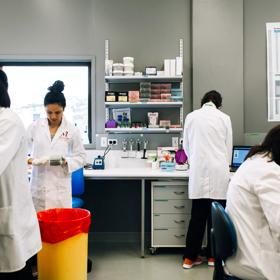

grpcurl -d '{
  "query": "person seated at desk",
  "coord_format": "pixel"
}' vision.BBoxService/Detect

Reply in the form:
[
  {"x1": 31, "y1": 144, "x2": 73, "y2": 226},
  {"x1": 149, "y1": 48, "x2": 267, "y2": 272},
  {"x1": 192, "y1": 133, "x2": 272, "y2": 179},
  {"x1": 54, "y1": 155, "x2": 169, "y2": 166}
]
[{"x1": 225, "y1": 124, "x2": 280, "y2": 280}]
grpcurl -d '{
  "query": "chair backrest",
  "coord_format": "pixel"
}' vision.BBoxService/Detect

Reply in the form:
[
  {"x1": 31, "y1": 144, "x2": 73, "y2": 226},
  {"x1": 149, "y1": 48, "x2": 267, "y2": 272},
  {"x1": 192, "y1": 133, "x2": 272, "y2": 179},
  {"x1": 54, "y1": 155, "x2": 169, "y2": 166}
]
[
  {"x1": 211, "y1": 202, "x2": 238, "y2": 280},
  {"x1": 71, "y1": 168, "x2": 85, "y2": 196},
  {"x1": 211, "y1": 201, "x2": 237, "y2": 260}
]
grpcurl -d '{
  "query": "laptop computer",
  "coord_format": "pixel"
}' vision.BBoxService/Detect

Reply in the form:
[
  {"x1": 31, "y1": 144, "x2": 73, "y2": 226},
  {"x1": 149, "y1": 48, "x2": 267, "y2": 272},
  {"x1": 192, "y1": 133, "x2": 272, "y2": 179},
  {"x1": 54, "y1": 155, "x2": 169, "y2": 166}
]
[{"x1": 230, "y1": 146, "x2": 251, "y2": 172}]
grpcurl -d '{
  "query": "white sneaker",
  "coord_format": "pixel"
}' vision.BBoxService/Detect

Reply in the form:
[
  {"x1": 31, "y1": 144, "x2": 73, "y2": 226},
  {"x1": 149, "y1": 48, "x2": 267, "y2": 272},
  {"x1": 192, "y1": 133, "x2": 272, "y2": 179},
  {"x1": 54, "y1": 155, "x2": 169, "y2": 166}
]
[{"x1": 207, "y1": 258, "x2": 215, "y2": 267}]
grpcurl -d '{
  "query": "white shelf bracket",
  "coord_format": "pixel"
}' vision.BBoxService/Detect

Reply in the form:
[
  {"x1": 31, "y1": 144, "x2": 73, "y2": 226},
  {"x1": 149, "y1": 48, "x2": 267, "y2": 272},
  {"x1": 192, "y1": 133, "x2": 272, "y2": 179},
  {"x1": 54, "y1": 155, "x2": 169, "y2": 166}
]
[
  {"x1": 179, "y1": 39, "x2": 183, "y2": 59},
  {"x1": 105, "y1": 39, "x2": 109, "y2": 61},
  {"x1": 105, "y1": 107, "x2": 109, "y2": 122},
  {"x1": 180, "y1": 106, "x2": 183, "y2": 127}
]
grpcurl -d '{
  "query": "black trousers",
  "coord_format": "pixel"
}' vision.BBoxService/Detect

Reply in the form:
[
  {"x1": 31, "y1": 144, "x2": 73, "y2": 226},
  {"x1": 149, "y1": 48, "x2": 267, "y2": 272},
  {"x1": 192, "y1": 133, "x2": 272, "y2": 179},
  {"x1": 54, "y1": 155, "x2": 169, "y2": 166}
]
[
  {"x1": 0, "y1": 257, "x2": 34, "y2": 280},
  {"x1": 183, "y1": 198, "x2": 226, "y2": 260}
]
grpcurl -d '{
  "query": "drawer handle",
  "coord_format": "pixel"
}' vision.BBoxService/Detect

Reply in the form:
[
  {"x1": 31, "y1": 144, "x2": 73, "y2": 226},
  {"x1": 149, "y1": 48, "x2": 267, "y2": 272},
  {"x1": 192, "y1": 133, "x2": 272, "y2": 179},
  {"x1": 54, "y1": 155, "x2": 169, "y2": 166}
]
[
  {"x1": 174, "y1": 220, "x2": 185, "y2": 224},
  {"x1": 174, "y1": 205, "x2": 185, "y2": 209},
  {"x1": 174, "y1": 191, "x2": 185, "y2": 195},
  {"x1": 174, "y1": 234, "x2": 185, "y2": 238}
]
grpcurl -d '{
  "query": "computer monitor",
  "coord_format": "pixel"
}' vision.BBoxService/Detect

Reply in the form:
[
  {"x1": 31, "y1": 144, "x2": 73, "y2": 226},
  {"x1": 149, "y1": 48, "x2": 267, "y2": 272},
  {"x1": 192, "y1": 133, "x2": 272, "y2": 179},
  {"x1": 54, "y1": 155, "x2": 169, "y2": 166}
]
[{"x1": 231, "y1": 146, "x2": 251, "y2": 171}]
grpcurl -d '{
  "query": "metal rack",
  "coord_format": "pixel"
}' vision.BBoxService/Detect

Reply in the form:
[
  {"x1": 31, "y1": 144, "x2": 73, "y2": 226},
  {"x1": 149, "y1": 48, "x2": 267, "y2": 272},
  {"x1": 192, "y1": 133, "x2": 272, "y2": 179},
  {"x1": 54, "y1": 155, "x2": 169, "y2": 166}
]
[{"x1": 104, "y1": 39, "x2": 184, "y2": 134}]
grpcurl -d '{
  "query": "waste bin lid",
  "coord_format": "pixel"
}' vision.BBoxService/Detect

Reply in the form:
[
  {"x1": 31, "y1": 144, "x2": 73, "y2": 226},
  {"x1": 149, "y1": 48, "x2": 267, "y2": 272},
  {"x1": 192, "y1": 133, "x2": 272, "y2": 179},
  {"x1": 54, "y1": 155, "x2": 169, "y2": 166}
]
[{"x1": 37, "y1": 208, "x2": 91, "y2": 244}]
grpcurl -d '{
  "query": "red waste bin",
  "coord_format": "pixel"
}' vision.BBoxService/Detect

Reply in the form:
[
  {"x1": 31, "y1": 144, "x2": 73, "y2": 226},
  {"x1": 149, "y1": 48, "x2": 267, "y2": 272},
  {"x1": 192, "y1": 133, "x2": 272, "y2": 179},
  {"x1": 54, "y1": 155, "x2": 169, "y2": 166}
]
[{"x1": 37, "y1": 208, "x2": 91, "y2": 280}]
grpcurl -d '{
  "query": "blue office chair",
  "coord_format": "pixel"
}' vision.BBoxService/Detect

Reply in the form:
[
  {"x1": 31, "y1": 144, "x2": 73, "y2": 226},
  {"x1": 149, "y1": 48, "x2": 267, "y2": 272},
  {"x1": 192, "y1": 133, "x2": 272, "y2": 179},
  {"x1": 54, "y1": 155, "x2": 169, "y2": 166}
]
[
  {"x1": 211, "y1": 202, "x2": 243, "y2": 280},
  {"x1": 71, "y1": 168, "x2": 85, "y2": 208}
]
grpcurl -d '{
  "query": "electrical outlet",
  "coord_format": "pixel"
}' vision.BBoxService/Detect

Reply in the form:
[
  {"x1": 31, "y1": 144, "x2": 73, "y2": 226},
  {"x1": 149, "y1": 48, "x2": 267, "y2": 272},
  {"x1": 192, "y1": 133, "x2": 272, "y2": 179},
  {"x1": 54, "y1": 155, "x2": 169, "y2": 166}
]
[
  {"x1": 108, "y1": 139, "x2": 118, "y2": 146},
  {"x1": 172, "y1": 137, "x2": 179, "y2": 147},
  {"x1": 100, "y1": 137, "x2": 107, "y2": 147}
]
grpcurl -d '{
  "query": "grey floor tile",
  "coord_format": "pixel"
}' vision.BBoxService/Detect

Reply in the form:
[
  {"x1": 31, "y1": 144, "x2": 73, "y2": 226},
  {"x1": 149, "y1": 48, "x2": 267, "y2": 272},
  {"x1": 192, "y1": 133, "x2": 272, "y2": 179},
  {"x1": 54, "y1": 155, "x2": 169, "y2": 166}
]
[{"x1": 87, "y1": 243, "x2": 213, "y2": 280}]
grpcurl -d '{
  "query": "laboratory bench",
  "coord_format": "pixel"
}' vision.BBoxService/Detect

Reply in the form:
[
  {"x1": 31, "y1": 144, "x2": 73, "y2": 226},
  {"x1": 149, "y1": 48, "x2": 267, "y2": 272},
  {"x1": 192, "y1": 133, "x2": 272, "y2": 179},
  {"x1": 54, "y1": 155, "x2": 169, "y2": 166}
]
[{"x1": 84, "y1": 167, "x2": 189, "y2": 257}]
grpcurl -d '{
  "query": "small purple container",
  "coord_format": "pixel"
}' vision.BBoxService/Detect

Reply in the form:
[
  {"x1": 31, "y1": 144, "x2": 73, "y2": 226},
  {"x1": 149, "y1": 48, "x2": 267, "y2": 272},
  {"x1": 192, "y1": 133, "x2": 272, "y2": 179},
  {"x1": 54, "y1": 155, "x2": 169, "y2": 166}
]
[
  {"x1": 105, "y1": 119, "x2": 117, "y2": 128},
  {"x1": 175, "y1": 149, "x2": 188, "y2": 164}
]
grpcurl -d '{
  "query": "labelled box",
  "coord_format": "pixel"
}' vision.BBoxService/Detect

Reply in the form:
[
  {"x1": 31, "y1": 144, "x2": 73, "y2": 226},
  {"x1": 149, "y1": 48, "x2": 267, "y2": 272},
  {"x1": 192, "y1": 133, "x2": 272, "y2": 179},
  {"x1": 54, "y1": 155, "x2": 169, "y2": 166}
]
[{"x1": 105, "y1": 91, "x2": 117, "y2": 102}]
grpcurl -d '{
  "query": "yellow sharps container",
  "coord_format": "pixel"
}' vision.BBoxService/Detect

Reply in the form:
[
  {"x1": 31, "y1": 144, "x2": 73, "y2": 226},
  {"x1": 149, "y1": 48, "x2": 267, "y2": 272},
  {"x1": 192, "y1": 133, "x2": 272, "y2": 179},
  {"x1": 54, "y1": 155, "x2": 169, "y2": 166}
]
[{"x1": 37, "y1": 208, "x2": 91, "y2": 280}]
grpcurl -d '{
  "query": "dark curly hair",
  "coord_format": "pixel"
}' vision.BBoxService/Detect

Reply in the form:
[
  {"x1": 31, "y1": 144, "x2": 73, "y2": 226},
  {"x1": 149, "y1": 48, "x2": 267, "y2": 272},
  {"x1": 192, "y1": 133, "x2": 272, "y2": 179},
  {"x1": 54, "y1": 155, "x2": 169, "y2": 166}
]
[{"x1": 44, "y1": 80, "x2": 66, "y2": 108}]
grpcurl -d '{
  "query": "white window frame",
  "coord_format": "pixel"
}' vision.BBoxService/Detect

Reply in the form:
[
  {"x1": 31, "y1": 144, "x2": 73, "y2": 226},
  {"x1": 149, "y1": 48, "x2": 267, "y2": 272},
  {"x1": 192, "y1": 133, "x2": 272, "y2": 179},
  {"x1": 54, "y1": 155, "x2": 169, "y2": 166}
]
[{"x1": 0, "y1": 55, "x2": 96, "y2": 147}]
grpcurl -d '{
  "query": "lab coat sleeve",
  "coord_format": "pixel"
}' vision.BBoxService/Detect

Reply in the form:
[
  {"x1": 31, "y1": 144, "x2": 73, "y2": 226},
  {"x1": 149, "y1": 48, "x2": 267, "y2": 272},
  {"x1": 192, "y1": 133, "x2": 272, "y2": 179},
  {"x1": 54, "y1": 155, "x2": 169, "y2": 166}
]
[
  {"x1": 225, "y1": 116, "x2": 233, "y2": 165},
  {"x1": 26, "y1": 123, "x2": 34, "y2": 156},
  {"x1": 0, "y1": 119, "x2": 22, "y2": 175},
  {"x1": 256, "y1": 175, "x2": 280, "y2": 236},
  {"x1": 183, "y1": 115, "x2": 189, "y2": 158},
  {"x1": 64, "y1": 127, "x2": 87, "y2": 173}
]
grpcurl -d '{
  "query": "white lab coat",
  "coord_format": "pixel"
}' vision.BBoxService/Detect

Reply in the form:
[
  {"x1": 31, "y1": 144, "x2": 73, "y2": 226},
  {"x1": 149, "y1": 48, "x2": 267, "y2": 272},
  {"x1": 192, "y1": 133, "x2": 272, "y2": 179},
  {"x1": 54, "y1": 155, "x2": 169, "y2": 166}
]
[
  {"x1": 27, "y1": 117, "x2": 86, "y2": 212},
  {"x1": 225, "y1": 154, "x2": 280, "y2": 280},
  {"x1": 183, "y1": 102, "x2": 232, "y2": 199},
  {"x1": 0, "y1": 107, "x2": 41, "y2": 272}
]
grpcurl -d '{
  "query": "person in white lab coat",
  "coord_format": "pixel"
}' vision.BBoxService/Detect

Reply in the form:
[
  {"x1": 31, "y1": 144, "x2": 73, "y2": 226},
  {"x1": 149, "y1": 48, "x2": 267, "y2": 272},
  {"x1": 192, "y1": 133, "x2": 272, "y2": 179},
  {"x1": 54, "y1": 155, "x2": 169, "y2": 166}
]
[
  {"x1": 225, "y1": 124, "x2": 280, "y2": 280},
  {"x1": 0, "y1": 70, "x2": 41, "y2": 279},
  {"x1": 27, "y1": 80, "x2": 86, "y2": 212},
  {"x1": 182, "y1": 90, "x2": 232, "y2": 269}
]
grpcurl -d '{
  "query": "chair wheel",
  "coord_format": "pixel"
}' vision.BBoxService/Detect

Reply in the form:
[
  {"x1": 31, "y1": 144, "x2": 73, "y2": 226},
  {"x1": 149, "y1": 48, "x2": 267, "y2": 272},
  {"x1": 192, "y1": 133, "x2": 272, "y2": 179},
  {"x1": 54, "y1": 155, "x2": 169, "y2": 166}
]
[{"x1": 149, "y1": 247, "x2": 157, "y2": 255}]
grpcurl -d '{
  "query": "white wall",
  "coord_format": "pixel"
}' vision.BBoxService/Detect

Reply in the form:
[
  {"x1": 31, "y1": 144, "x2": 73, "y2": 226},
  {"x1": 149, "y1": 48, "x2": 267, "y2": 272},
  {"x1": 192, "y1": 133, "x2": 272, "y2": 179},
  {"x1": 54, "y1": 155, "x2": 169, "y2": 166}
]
[
  {"x1": 0, "y1": 0, "x2": 93, "y2": 55},
  {"x1": 90, "y1": 0, "x2": 191, "y2": 134},
  {"x1": 4, "y1": 0, "x2": 274, "y2": 145},
  {"x1": 0, "y1": 0, "x2": 191, "y2": 148}
]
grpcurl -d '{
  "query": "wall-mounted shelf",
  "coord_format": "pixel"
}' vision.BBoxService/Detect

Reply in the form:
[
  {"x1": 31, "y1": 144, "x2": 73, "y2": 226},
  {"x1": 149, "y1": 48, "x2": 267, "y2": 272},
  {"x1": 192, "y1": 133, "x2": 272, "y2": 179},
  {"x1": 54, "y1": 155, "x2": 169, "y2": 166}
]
[
  {"x1": 105, "y1": 101, "x2": 183, "y2": 108},
  {"x1": 105, "y1": 128, "x2": 183, "y2": 134},
  {"x1": 104, "y1": 39, "x2": 184, "y2": 134},
  {"x1": 105, "y1": 75, "x2": 183, "y2": 83}
]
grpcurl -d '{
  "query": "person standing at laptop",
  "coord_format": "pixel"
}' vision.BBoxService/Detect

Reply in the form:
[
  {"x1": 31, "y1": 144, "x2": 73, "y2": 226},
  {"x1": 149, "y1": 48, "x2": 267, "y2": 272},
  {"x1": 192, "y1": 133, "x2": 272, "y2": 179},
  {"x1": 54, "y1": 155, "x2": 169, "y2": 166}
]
[{"x1": 182, "y1": 90, "x2": 232, "y2": 269}]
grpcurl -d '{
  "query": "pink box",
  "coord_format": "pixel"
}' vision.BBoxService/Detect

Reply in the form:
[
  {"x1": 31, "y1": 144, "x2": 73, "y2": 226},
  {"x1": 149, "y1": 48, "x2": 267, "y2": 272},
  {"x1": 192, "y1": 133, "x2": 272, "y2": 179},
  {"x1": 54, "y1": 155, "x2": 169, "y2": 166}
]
[{"x1": 128, "y1": 91, "x2": 140, "y2": 102}]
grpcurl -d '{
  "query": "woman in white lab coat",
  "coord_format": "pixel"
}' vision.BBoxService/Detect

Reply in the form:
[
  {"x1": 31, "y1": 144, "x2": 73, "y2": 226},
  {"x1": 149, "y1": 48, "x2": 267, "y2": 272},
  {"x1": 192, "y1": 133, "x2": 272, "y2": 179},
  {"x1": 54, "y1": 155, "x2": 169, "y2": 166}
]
[
  {"x1": 182, "y1": 90, "x2": 232, "y2": 269},
  {"x1": 27, "y1": 80, "x2": 86, "y2": 212},
  {"x1": 0, "y1": 70, "x2": 41, "y2": 279},
  {"x1": 225, "y1": 124, "x2": 280, "y2": 280}
]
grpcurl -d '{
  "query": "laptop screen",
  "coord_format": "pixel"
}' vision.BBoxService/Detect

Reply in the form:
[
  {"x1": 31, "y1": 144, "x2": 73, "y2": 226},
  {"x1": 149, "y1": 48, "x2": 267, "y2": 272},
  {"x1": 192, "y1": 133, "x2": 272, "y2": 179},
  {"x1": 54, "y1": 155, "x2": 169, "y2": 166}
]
[{"x1": 231, "y1": 146, "x2": 251, "y2": 168}]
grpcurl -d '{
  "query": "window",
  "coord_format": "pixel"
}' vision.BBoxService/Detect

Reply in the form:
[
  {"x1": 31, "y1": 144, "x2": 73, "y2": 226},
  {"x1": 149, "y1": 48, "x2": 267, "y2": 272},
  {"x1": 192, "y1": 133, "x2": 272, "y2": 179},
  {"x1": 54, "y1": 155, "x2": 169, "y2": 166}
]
[{"x1": 2, "y1": 62, "x2": 91, "y2": 143}]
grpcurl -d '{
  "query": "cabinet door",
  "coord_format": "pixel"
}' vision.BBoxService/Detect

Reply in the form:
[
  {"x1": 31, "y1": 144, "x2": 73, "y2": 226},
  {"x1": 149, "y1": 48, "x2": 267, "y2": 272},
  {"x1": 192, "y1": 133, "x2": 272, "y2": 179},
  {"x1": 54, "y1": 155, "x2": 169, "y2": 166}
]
[
  {"x1": 153, "y1": 228, "x2": 186, "y2": 247},
  {"x1": 153, "y1": 213, "x2": 191, "y2": 229},
  {"x1": 153, "y1": 199, "x2": 191, "y2": 214},
  {"x1": 153, "y1": 185, "x2": 187, "y2": 199}
]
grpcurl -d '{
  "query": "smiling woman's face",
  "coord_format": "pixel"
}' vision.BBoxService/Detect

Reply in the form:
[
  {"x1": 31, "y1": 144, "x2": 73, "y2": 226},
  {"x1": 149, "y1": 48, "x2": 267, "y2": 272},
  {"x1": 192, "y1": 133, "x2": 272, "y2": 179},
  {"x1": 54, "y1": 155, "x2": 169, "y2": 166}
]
[{"x1": 45, "y1": 104, "x2": 64, "y2": 126}]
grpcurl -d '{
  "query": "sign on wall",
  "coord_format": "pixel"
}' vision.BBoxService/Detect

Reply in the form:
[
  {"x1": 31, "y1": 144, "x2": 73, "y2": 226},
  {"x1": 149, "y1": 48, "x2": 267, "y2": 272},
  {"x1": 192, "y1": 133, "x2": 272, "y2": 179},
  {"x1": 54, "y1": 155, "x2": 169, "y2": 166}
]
[{"x1": 266, "y1": 22, "x2": 280, "y2": 121}]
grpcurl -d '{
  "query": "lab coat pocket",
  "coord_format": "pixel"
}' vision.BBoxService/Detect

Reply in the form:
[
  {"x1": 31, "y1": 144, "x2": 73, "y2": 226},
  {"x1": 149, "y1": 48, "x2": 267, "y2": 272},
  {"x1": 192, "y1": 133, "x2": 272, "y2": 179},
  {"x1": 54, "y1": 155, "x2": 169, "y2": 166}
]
[
  {"x1": 0, "y1": 206, "x2": 15, "y2": 235},
  {"x1": 55, "y1": 183, "x2": 72, "y2": 208},
  {"x1": 17, "y1": 202, "x2": 37, "y2": 235}
]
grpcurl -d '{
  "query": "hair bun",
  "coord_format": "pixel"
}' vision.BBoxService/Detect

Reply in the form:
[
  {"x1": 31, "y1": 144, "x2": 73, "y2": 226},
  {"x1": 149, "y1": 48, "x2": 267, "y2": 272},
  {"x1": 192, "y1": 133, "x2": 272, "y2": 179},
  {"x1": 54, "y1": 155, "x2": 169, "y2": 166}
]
[{"x1": 48, "y1": 80, "x2": 64, "y2": 94}]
